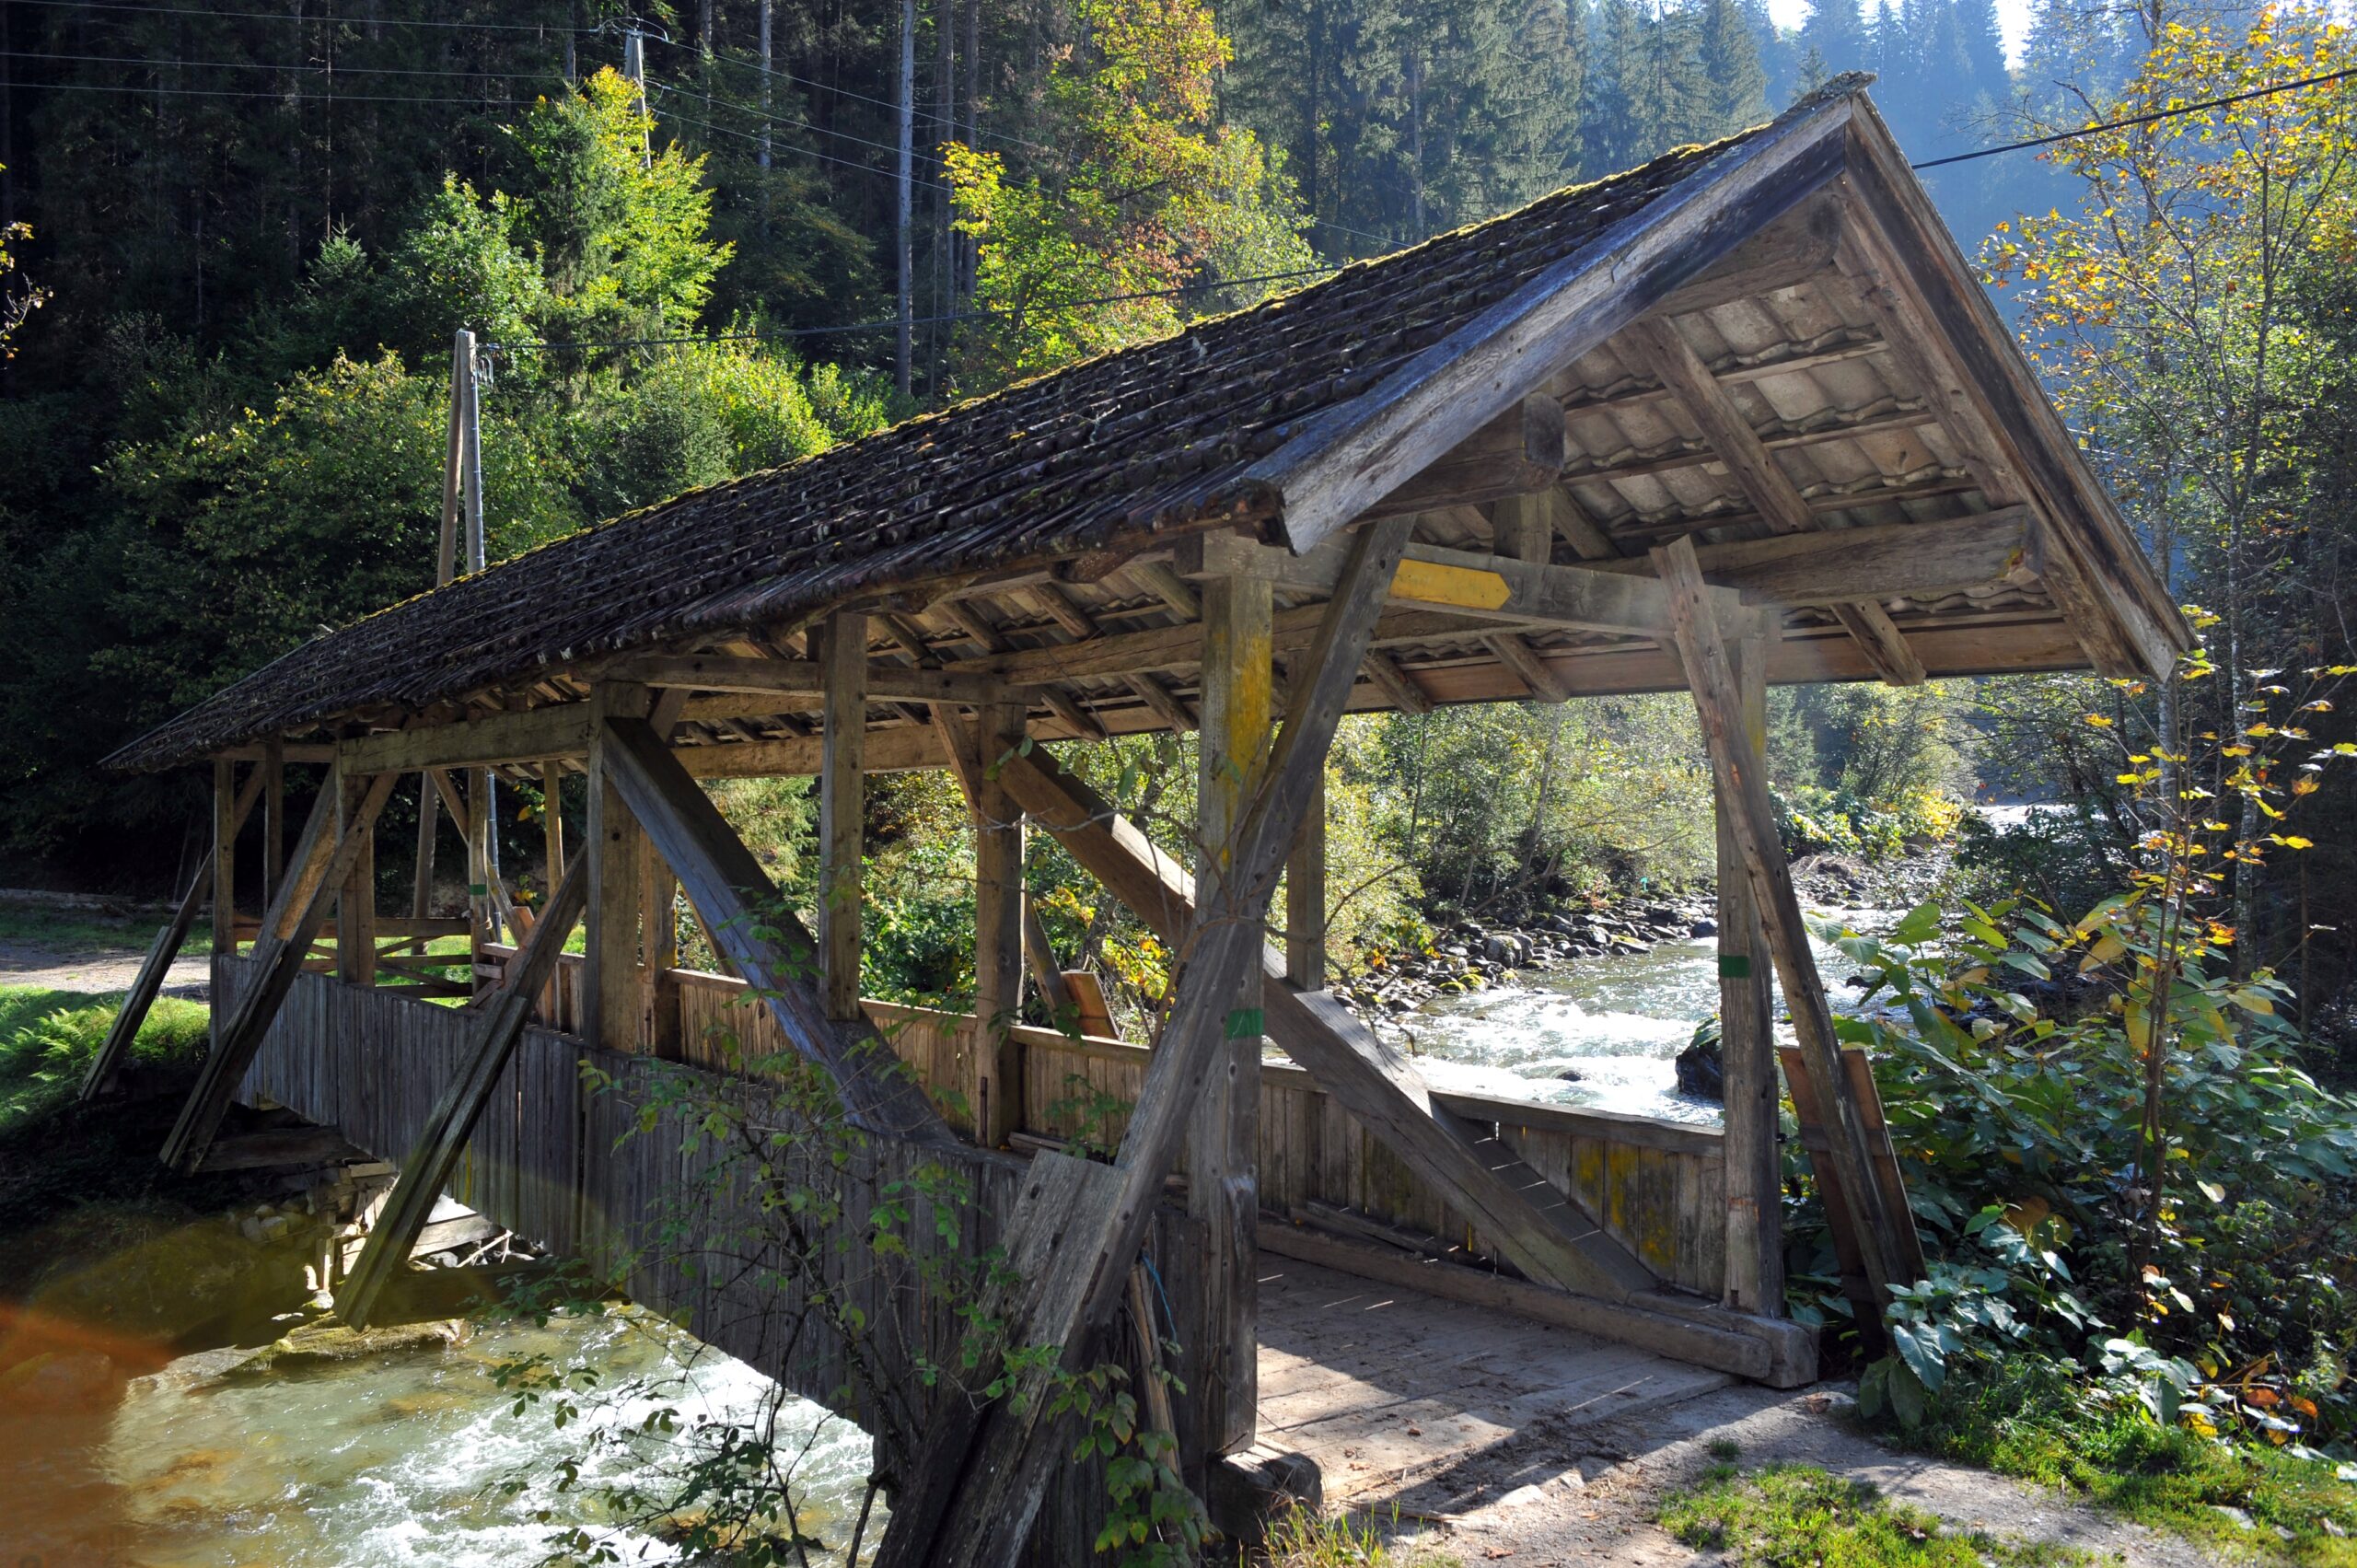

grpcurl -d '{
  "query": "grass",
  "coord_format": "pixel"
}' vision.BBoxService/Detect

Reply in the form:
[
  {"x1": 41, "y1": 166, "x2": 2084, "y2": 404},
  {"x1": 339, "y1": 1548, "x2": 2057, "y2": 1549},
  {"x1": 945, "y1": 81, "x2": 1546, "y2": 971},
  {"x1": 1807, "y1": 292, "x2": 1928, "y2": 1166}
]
[
  {"x1": 0, "y1": 982, "x2": 212, "y2": 1132},
  {"x1": 1660, "y1": 1464, "x2": 2105, "y2": 1567},
  {"x1": 1911, "y1": 1363, "x2": 2357, "y2": 1567},
  {"x1": 1259, "y1": 1506, "x2": 1460, "y2": 1567},
  {"x1": 0, "y1": 897, "x2": 214, "y2": 954}
]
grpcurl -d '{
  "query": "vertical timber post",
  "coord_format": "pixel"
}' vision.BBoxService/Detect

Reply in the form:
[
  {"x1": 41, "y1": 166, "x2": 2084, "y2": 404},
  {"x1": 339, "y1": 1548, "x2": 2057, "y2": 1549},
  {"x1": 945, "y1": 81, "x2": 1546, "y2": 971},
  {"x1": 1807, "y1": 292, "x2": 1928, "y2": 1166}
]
[
  {"x1": 587, "y1": 686, "x2": 650, "y2": 1052},
  {"x1": 819, "y1": 611, "x2": 868, "y2": 1021},
  {"x1": 336, "y1": 767, "x2": 377, "y2": 986},
  {"x1": 1195, "y1": 572, "x2": 1272, "y2": 1455},
  {"x1": 465, "y1": 767, "x2": 493, "y2": 993},
  {"x1": 641, "y1": 830, "x2": 681, "y2": 1059},
  {"x1": 211, "y1": 759, "x2": 237, "y2": 963},
  {"x1": 262, "y1": 735, "x2": 285, "y2": 910},
  {"x1": 972, "y1": 697, "x2": 1027, "y2": 1147},
  {"x1": 540, "y1": 761, "x2": 569, "y2": 1028},
  {"x1": 1718, "y1": 611, "x2": 1782, "y2": 1313}
]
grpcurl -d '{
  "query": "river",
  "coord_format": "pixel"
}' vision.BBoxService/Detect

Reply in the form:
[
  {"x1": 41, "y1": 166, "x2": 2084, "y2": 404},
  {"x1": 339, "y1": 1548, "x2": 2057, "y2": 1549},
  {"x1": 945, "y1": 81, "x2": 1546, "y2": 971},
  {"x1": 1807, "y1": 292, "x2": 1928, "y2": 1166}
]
[
  {"x1": 1403, "y1": 909, "x2": 1893, "y2": 1123},
  {"x1": 12, "y1": 908, "x2": 1890, "y2": 1566},
  {"x1": 6, "y1": 1307, "x2": 882, "y2": 1567}
]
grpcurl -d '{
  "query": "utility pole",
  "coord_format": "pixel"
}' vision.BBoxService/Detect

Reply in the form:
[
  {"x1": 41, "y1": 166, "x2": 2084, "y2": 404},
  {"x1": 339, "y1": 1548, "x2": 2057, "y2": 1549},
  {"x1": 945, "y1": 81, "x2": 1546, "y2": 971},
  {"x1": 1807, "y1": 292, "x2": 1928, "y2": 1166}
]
[
  {"x1": 413, "y1": 329, "x2": 472, "y2": 951},
  {"x1": 897, "y1": 0, "x2": 915, "y2": 397},
  {"x1": 622, "y1": 25, "x2": 651, "y2": 167},
  {"x1": 759, "y1": 0, "x2": 773, "y2": 186}
]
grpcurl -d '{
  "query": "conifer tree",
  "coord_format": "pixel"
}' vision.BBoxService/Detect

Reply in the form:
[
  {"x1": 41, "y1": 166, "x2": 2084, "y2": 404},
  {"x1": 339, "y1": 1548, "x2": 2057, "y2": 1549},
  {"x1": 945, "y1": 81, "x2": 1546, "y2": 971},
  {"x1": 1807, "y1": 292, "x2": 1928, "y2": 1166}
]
[{"x1": 1699, "y1": 0, "x2": 1772, "y2": 134}]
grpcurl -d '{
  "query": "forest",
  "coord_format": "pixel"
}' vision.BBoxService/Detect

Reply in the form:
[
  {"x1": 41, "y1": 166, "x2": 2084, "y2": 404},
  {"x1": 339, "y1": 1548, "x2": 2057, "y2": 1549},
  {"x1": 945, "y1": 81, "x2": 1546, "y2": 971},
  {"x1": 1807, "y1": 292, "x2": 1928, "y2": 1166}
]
[{"x1": 0, "y1": 0, "x2": 2355, "y2": 1560}]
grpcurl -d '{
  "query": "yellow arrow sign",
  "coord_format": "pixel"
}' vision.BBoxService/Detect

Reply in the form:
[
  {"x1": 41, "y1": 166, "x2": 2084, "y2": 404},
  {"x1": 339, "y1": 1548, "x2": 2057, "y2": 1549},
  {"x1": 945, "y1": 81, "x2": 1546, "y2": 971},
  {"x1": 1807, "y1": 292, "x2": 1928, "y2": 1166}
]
[{"x1": 1389, "y1": 557, "x2": 1513, "y2": 611}]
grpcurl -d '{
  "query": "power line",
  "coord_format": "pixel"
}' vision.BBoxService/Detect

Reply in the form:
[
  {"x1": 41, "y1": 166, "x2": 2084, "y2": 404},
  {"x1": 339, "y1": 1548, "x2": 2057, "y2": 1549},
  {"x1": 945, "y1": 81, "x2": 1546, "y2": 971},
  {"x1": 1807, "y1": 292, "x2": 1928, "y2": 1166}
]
[
  {"x1": 647, "y1": 69, "x2": 945, "y2": 170},
  {"x1": 2, "y1": 46, "x2": 565, "y2": 80},
  {"x1": 9, "y1": 0, "x2": 590, "y2": 34},
  {"x1": 3, "y1": 75, "x2": 520, "y2": 107},
  {"x1": 1909, "y1": 64, "x2": 2357, "y2": 169},
  {"x1": 646, "y1": 97, "x2": 909, "y2": 180}
]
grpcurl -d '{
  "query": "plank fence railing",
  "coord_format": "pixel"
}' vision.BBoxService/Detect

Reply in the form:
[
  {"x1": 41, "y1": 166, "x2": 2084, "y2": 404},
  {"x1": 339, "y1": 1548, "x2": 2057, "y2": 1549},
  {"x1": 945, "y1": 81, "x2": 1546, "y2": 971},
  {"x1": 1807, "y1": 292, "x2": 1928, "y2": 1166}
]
[
  {"x1": 503, "y1": 950, "x2": 1729, "y2": 1300},
  {"x1": 221, "y1": 955, "x2": 1213, "y2": 1562}
]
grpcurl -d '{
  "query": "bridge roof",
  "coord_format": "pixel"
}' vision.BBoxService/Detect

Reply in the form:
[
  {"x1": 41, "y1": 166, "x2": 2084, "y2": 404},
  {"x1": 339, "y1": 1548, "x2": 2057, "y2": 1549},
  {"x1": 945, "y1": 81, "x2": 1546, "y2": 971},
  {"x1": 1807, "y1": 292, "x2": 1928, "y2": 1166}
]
[{"x1": 109, "y1": 79, "x2": 2184, "y2": 776}]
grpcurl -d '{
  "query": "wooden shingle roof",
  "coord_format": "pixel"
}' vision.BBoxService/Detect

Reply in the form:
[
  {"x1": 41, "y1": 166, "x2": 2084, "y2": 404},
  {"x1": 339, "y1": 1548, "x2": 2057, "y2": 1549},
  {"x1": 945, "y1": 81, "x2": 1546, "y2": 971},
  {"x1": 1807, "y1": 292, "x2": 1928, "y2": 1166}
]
[{"x1": 109, "y1": 81, "x2": 2186, "y2": 775}]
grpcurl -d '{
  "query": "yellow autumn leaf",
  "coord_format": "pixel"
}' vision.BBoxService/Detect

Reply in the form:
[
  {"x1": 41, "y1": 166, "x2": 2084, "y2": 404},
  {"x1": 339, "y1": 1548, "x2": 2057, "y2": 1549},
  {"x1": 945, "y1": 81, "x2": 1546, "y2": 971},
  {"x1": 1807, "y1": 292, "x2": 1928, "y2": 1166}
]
[{"x1": 2275, "y1": 834, "x2": 2313, "y2": 849}]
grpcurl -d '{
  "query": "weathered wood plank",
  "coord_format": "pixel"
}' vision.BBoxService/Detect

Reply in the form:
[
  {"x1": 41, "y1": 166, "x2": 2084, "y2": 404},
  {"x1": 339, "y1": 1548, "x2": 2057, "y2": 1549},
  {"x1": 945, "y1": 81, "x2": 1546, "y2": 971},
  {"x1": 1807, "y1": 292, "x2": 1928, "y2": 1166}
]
[
  {"x1": 971, "y1": 699, "x2": 1026, "y2": 1147},
  {"x1": 1657, "y1": 535, "x2": 1911, "y2": 1304},
  {"x1": 612, "y1": 651, "x2": 1017, "y2": 706},
  {"x1": 1718, "y1": 613, "x2": 1782, "y2": 1316},
  {"x1": 162, "y1": 766, "x2": 400, "y2": 1172},
  {"x1": 597, "y1": 714, "x2": 954, "y2": 1144},
  {"x1": 340, "y1": 704, "x2": 595, "y2": 773},
  {"x1": 339, "y1": 865, "x2": 589, "y2": 1330},
  {"x1": 819, "y1": 612, "x2": 866, "y2": 1022}
]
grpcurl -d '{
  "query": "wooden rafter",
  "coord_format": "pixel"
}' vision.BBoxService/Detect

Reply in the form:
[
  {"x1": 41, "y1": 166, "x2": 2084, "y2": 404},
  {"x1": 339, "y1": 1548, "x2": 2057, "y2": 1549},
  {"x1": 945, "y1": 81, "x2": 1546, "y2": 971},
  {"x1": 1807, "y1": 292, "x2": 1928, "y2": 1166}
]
[{"x1": 1637, "y1": 316, "x2": 1927, "y2": 685}]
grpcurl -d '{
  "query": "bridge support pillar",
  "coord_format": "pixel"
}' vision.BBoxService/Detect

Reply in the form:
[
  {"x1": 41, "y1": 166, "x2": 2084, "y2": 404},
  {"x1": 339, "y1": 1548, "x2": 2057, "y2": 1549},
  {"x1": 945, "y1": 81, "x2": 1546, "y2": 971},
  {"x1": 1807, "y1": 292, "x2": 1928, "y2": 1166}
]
[
  {"x1": 1193, "y1": 571, "x2": 1271, "y2": 1456},
  {"x1": 1715, "y1": 609, "x2": 1782, "y2": 1315}
]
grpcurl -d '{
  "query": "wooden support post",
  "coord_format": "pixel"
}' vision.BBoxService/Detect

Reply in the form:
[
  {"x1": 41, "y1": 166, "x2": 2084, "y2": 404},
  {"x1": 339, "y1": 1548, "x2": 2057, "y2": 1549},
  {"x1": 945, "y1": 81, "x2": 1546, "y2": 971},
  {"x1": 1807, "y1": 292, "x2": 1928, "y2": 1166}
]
[
  {"x1": 1717, "y1": 611, "x2": 1782, "y2": 1314},
  {"x1": 1286, "y1": 759, "x2": 1327, "y2": 992},
  {"x1": 1655, "y1": 535, "x2": 1915, "y2": 1306},
  {"x1": 465, "y1": 765, "x2": 494, "y2": 989},
  {"x1": 540, "y1": 761, "x2": 567, "y2": 1026},
  {"x1": 412, "y1": 774, "x2": 440, "y2": 958},
  {"x1": 211, "y1": 760, "x2": 238, "y2": 962},
  {"x1": 819, "y1": 611, "x2": 867, "y2": 1021},
  {"x1": 339, "y1": 864, "x2": 589, "y2": 1330},
  {"x1": 586, "y1": 696, "x2": 648, "y2": 1054},
  {"x1": 262, "y1": 734, "x2": 285, "y2": 909},
  {"x1": 596, "y1": 714, "x2": 953, "y2": 1142},
  {"x1": 640, "y1": 830, "x2": 680, "y2": 1059},
  {"x1": 335, "y1": 769, "x2": 378, "y2": 986},
  {"x1": 162, "y1": 766, "x2": 400, "y2": 1172},
  {"x1": 1195, "y1": 572, "x2": 1272, "y2": 1455},
  {"x1": 874, "y1": 517, "x2": 1418, "y2": 1568},
  {"x1": 972, "y1": 698, "x2": 1026, "y2": 1147}
]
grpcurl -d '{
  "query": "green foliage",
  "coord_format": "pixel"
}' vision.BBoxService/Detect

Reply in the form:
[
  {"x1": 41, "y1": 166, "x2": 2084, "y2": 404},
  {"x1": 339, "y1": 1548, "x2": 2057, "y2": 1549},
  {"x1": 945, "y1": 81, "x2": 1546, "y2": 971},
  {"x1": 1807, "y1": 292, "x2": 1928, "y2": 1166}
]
[{"x1": 1660, "y1": 1462, "x2": 2103, "y2": 1566}]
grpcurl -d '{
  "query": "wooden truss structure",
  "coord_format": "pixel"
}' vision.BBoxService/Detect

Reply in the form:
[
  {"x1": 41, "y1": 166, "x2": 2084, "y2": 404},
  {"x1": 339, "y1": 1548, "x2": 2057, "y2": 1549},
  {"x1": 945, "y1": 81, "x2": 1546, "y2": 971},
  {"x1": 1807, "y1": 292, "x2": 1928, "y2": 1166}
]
[{"x1": 101, "y1": 83, "x2": 2181, "y2": 1564}]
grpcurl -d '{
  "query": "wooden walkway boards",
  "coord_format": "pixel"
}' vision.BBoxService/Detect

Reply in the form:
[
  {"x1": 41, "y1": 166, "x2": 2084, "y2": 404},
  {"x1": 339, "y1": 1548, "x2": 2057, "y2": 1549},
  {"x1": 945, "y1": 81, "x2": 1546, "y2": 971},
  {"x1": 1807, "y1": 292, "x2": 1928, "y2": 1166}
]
[{"x1": 1256, "y1": 1257, "x2": 1731, "y2": 1513}]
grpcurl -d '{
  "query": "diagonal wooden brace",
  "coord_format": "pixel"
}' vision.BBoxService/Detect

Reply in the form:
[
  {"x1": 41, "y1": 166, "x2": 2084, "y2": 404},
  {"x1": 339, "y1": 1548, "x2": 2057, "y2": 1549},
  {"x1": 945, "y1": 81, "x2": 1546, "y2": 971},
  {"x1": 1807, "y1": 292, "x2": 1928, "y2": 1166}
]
[
  {"x1": 1655, "y1": 534, "x2": 1922, "y2": 1302},
  {"x1": 991, "y1": 742, "x2": 1657, "y2": 1303},
  {"x1": 593, "y1": 714, "x2": 954, "y2": 1145},
  {"x1": 338, "y1": 864, "x2": 591, "y2": 1329},
  {"x1": 83, "y1": 768, "x2": 268, "y2": 1102},
  {"x1": 162, "y1": 765, "x2": 400, "y2": 1172}
]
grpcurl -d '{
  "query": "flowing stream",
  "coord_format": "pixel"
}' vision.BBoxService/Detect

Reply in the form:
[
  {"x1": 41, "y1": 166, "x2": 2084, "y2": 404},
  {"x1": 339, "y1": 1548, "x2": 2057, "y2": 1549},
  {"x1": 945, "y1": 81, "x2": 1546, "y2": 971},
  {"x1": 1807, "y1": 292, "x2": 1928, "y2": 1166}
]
[
  {"x1": 1405, "y1": 910, "x2": 1893, "y2": 1123},
  {"x1": 12, "y1": 906, "x2": 1898, "y2": 1567},
  {"x1": 6, "y1": 1307, "x2": 881, "y2": 1568}
]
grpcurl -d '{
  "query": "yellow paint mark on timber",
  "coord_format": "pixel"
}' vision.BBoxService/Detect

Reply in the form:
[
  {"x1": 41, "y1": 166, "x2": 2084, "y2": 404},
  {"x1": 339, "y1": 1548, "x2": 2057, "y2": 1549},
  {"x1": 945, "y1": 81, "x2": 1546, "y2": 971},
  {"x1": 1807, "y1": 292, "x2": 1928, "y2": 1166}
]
[{"x1": 1389, "y1": 559, "x2": 1512, "y2": 611}]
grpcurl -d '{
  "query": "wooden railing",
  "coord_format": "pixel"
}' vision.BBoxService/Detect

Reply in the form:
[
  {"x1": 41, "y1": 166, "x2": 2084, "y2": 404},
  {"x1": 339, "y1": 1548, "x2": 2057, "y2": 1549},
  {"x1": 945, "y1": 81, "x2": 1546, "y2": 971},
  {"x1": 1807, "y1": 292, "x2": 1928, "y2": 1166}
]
[
  {"x1": 223, "y1": 956, "x2": 1213, "y2": 1562},
  {"x1": 514, "y1": 953, "x2": 1729, "y2": 1298}
]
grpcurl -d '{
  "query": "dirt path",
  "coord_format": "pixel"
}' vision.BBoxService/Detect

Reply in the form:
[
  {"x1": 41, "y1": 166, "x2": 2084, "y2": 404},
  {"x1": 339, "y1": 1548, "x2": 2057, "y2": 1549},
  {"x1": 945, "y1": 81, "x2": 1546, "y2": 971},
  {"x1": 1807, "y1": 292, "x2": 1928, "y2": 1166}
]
[
  {"x1": 1361, "y1": 1382, "x2": 2211, "y2": 1566},
  {"x1": 0, "y1": 938, "x2": 208, "y2": 998}
]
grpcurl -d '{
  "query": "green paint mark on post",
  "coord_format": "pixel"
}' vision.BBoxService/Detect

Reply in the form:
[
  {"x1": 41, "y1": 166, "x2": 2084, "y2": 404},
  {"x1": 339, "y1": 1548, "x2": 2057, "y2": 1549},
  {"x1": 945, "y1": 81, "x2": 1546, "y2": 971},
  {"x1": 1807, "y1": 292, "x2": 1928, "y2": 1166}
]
[
  {"x1": 1718, "y1": 954, "x2": 1753, "y2": 980},
  {"x1": 1224, "y1": 1007, "x2": 1264, "y2": 1040}
]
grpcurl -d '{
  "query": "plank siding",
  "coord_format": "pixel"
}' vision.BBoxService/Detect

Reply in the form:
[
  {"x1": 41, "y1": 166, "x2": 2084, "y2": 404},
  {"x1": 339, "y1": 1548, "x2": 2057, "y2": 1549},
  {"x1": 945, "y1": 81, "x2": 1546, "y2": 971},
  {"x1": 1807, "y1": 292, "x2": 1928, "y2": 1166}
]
[{"x1": 223, "y1": 959, "x2": 1213, "y2": 1565}]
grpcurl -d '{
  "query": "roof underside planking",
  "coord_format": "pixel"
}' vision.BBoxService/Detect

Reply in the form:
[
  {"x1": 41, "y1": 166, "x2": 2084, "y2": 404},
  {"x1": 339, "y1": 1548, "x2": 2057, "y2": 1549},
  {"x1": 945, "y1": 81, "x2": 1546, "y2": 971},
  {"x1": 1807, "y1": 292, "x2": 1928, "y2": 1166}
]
[{"x1": 108, "y1": 79, "x2": 2188, "y2": 782}]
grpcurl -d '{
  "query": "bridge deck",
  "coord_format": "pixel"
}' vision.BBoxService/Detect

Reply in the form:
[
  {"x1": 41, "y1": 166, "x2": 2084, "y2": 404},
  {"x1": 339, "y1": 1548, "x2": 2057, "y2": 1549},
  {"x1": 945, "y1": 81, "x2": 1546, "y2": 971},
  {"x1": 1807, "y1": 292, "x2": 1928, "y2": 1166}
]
[{"x1": 1257, "y1": 1256, "x2": 1728, "y2": 1514}]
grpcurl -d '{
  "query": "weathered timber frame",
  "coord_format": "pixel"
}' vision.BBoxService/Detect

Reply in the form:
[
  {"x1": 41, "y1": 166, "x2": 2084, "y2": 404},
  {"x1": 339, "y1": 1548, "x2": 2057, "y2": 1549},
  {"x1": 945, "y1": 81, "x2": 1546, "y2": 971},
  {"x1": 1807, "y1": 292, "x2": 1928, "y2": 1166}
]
[{"x1": 117, "y1": 78, "x2": 2187, "y2": 1568}]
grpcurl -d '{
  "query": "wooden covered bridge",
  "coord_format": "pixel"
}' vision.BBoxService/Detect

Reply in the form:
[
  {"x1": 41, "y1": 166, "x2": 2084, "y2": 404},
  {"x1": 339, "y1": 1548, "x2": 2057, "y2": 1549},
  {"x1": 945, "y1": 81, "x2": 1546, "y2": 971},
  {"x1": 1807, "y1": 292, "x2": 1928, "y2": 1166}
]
[{"x1": 99, "y1": 81, "x2": 2182, "y2": 1563}]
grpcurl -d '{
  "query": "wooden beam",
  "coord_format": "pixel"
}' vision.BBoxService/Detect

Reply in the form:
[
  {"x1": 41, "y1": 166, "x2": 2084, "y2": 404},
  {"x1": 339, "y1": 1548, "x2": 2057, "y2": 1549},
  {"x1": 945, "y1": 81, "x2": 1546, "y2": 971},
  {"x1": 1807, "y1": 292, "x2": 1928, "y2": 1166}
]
[
  {"x1": 1482, "y1": 630, "x2": 1574, "y2": 703},
  {"x1": 212, "y1": 760, "x2": 238, "y2": 958},
  {"x1": 540, "y1": 762, "x2": 567, "y2": 1025},
  {"x1": 597, "y1": 716, "x2": 953, "y2": 1143},
  {"x1": 1718, "y1": 612, "x2": 1781, "y2": 1316},
  {"x1": 339, "y1": 704, "x2": 595, "y2": 774},
  {"x1": 85, "y1": 869, "x2": 204, "y2": 1098},
  {"x1": 993, "y1": 743, "x2": 1657, "y2": 1304},
  {"x1": 335, "y1": 770, "x2": 378, "y2": 986},
  {"x1": 1366, "y1": 391, "x2": 1566, "y2": 518},
  {"x1": 1583, "y1": 507, "x2": 2032, "y2": 606},
  {"x1": 1834, "y1": 110, "x2": 2187, "y2": 677},
  {"x1": 1649, "y1": 194, "x2": 1841, "y2": 317},
  {"x1": 1481, "y1": 498, "x2": 1573, "y2": 702},
  {"x1": 1358, "y1": 649, "x2": 1434, "y2": 714},
  {"x1": 338, "y1": 864, "x2": 590, "y2": 1330},
  {"x1": 1247, "y1": 91, "x2": 1855, "y2": 550},
  {"x1": 464, "y1": 765, "x2": 494, "y2": 980},
  {"x1": 1637, "y1": 315, "x2": 1926, "y2": 685},
  {"x1": 611, "y1": 652, "x2": 1016, "y2": 706},
  {"x1": 1286, "y1": 758, "x2": 1326, "y2": 993},
  {"x1": 1193, "y1": 571, "x2": 1272, "y2": 1455},
  {"x1": 161, "y1": 766, "x2": 400, "y2": 1172},
  {"x1": 818, "y1": 612, "x2": 866, "y2": 1021},
  {"x1": 876, "y1": 517, "x2": 1422, "y2": 1568},
  {"x1": 970, "y1": 700, "x2": 1026, "y2": 1147},
  {"x1": 261, "y1": 735, "x2": 286, "y2": 908},
  {"x1": 586, "y1": 688, "x2": 648, "y2": 1051},
  {"x1": 1655, "y1": 536, "x2": 1917, "y2": 1305}
]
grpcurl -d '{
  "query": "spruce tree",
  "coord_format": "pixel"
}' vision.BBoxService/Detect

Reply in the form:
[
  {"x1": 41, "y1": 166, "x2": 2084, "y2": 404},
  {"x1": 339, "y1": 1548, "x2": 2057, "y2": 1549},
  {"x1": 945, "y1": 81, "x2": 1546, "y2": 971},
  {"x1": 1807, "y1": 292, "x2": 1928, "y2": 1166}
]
[
  {"x1": 1582, "y1": 0, "x2": 1647, "y2": 172},
  {"x1": 1800, "y1": 0, "x2": 1871, "y2": 76},
  {"x1": 1699, "y1": 0, "x2": 1772, "y2": 134}
]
